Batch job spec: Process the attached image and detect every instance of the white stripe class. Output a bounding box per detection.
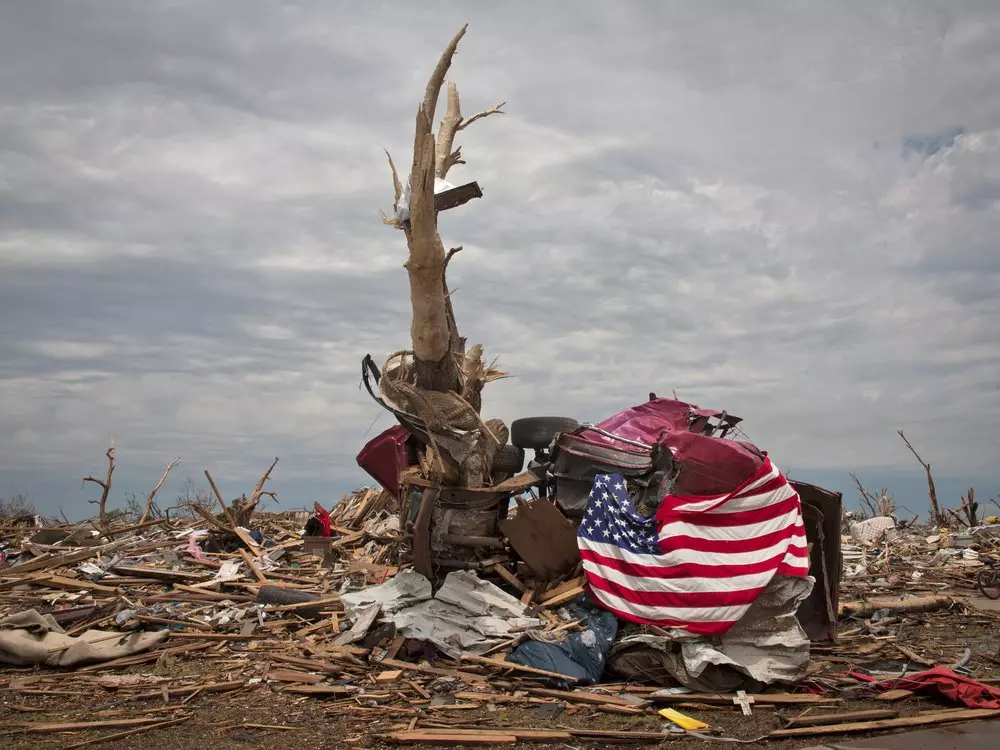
[659,506,804,544]
[587,585,751,625]
[582,533,805,570]
[582,558,774,594]
[670,477,796,516]
[670,463,780,513]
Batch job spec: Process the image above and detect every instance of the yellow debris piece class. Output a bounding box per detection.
[658,707,710,731]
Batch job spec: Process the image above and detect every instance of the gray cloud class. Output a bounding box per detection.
[1,1,999,515]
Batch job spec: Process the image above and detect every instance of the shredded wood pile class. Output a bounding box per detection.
[2,495,1000,748]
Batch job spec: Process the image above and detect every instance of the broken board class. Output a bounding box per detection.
[499,498,580,580]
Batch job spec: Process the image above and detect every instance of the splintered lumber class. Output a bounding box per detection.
[267,670,324,684]
[453,692,554,706]
[875,688,915,702]
[539,585,585,609]
[539,576,586,602]
[769,708,1000,737]
[839,594,952,617]
[651,691,842,706]
[378,658,488,684]
[36,574,119,595]
[17,717,171,734]
[528,687,648,708]
[266,654,343,674]
[383,730,518,745]
[168,632,271,641]
[135,615,211,631]
[782,708,899,728]
[109,564,207,583]
[6,546,108,575]
[265,594,341,612]
[63,716,191,750]
[239,548,269,583]
[488,563,526,593]
[460,654,580,682]
[383,729,570,744]
[280,685,359,696]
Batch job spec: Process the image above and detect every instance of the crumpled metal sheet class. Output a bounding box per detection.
[341,568,433,617]
[340,570,543,659]
[608,575,814,689]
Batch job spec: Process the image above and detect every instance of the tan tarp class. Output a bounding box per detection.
[0,609,169,667]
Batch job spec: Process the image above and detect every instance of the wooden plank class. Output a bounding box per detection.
[499,498,580,580]
[782,708,899,728]
[19,717,169,733]
[389,732,519,745]
[63,716,191,750]
[378,658,488,684]
[528,687,648,708]
[267,670,324,684]
[539,576,586,603]
[266,654,342,674]
[109,565,206,583]
[651,691,842,706]
[264,594,341,612]
[540,586,584,609]
[411,488,439,582]
[37,575,119,595]
[280,685,358,696]
[134,615,211,631]
[875,688,915,702]
[488,564,526,593]
[6,547,104,576]
[461,654,580,682]
[168,632,271,641]
[769,708,1000,737]
[239,549,269,583]
[234,527,264,557]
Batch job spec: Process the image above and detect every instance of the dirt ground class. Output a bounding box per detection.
[3,601,999,749]
[0,675,988,750]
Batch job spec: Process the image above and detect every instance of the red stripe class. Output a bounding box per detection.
[585,587,735,636]
[659,459,775,507]
[658,493,801,528]
[579,544,808,580]
[585,570,766,609]
[657,525,804,555]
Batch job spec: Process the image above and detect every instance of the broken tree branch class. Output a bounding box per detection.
[849,472,879,517]
[458,101,505,131]
[435,84,505,179]
[897,429,941,526]
[386,148,403,205]
[83,439,116,526]
[139,458,181,524]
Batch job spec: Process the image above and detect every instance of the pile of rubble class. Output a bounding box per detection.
[1,398,999,747]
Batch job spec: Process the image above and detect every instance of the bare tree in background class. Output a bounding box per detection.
[897,429,941,526]
[83,439,115,526]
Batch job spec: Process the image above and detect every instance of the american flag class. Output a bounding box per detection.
[578,459,809,636]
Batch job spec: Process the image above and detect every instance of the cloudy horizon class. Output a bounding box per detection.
[1,1,998,519]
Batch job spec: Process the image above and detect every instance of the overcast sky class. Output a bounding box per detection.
[1,1,998,518]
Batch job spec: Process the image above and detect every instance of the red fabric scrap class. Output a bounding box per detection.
[872,666,1000,709]
[316,507,331,537]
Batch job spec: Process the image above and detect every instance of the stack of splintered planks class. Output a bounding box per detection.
[3,499,1000,746]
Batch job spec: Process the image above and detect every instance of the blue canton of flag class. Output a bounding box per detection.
[577,473,660,555]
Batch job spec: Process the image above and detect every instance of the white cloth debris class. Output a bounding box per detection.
[851,516,896,544]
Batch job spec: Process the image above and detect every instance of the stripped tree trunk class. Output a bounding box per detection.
[383,25,506,487]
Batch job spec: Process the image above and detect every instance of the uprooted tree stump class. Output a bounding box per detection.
[381,24,509,489]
